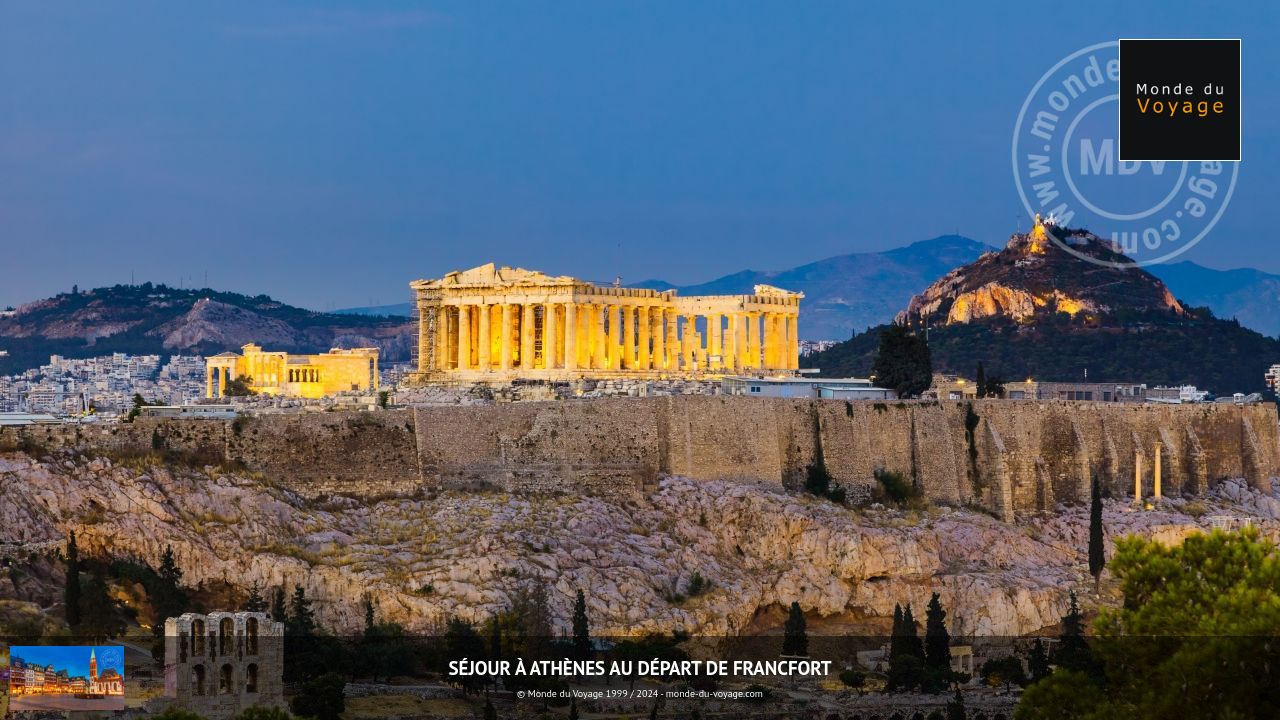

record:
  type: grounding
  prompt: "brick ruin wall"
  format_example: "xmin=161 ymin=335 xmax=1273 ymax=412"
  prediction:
xmin=3 ymin=398 xmax=1277 ymax=520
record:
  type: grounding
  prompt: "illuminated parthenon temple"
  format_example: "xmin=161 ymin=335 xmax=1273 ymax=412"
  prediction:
xmin=407 ymin=263 xmax=802 ymax=383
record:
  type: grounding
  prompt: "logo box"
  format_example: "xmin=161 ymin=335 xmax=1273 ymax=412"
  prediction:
xmin=1119 ymin=39 xmax=1240 ymax=161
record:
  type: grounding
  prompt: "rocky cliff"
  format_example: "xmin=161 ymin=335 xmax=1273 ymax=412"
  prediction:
xmin=3 ymin=451 xmax=1278 ymax=640
xmin=897 ymin=221 xmax=1183 ymax=326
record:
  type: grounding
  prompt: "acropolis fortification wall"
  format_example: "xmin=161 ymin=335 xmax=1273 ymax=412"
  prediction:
xmin=4 ymin=397 xmax=1277 ymax=520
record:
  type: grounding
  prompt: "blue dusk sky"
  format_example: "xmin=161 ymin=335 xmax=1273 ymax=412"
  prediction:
xmin=1 ymin=1 xmax=1277 ymax=310
xmin=9 ymin=645 xmax=124 ymax=678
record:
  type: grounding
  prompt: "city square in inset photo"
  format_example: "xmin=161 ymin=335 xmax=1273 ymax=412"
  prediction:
xmin=8 ymin=646 xmax=125 ymax=711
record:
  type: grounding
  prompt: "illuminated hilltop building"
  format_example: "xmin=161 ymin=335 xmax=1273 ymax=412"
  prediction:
xmin=407 ymin=263 xmax=803 ymax=383
xmin=205 ymin=343 xmax=379 ymax=399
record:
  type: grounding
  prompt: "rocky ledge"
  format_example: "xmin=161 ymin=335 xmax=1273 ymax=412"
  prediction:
xmin=2 ymin=451 xmax=1277 ymax=639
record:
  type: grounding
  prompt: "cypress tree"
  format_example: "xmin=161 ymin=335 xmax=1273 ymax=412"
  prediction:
xmin=271 ymin=586 xmax=287 ymax=621
xmin=1055 ymin=591 xmax=1095 ymax=677
xmin=571 ymin=589 xmax=592 ymax=661
xmin=568 ymin=697 xmax=579 ymax=720
xmin=65 ymin=530 xmax=81 ymax=629
xmin=923 ymin=593 xmax=952 ymax=692
xmin=975 ymin=362 xmax=987 ymax=398
xmin=1089 ymin=477 xmax=1105 ymax=591
xmin=489 ymin=614 xmax=503 ymax=665
xmin=483 ymin=696 xmax=497 ymax=720
xmin=289 ymin=585 xmax=316 ymax=636
xmin=1027 ymin=639 xmax=1051 ymax=683
xmin=946 ymin=687 xmax=966 ymax=720
xmin=889 ymin=603 xmax=904 ymax=659
xmin=243 ymin=581 xmax=267 ymax=612
xmin=782 ymin=601 xmax=808 ymax=657
xmin=902 ymin=603 xmax=924 ymax=660
xmin=363 ymin=595 xmax=376 ymax=635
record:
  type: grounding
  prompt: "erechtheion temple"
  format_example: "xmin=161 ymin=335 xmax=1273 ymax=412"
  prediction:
xmin=206 ymin=343 xmax=380 ymax=399
xmin=407 ymin=263 xmax=802 ymax=383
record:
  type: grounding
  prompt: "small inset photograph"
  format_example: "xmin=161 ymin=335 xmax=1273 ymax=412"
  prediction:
xmin=8 ymin=645 xmax=125 ymax=711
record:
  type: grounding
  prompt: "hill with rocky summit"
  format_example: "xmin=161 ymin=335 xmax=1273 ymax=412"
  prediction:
xmin=807 ymin=222 xmax=1280 ymax=394
xmin=0 ymin=283 xmax=414 ymax=374
xmin=897 ymin=222 xmax=1184 ymax=326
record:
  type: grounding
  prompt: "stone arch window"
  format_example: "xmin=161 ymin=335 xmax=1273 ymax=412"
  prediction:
xmin=219 ymin=617 xmax=234 ymax=656
xmin=219 ymin=663 xmax=234 ymax=694
xmin=246 ymin=617 xmax=259 ymax=655
xmin=192 ymin=619 xmax=206 ymax=656
xmin=191 ymin=665 xmax=206 ymax=696
xmin=245 ymin=663 xmax=258 ymax=693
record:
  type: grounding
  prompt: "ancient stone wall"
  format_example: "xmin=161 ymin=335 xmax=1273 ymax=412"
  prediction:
xmin=3 ymin=398 xmax=1276 ymax=519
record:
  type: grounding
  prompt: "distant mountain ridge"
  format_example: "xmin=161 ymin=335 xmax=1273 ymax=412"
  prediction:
xmin=335 ymin=238 xmax=1280 ymax=340
xmin=631 ymin=235 xmax=996 ymax=340
xmin=0 ymin=283 xmax=414 ymax=375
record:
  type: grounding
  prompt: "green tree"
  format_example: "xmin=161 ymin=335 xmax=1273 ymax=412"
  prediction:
xmin=1018 ymin=529 xmax=1280 ymax=719
xmin=488 ymin=613 xmax=503 ymax=673
xmin=945 ymin=687 xmax=966 ymax=720
xmin=80 ymin=569 xmax=125 ymax=640
xmin=232 ymin=707 xmax=293 ymax=720
xmin=363 ymin=595 xmax=375 ymax=634
xmin=224 ymin=375 xmax=256 ymax=396
xmin=1026 ymin=639 xmax=1051 ymax=683
xmin=151 ymin=707 xmax=209 ymax=720
xmin=444 ymin=618 xmax=487 ymax=695
xmin=781 ymin=601 xmax=807 ymax=657
xmin=65 ymin=530 xmax=81 ymax=629
xmin=571 ymin=589 xmax=592 ymax=662
xmin=923 ymin=592 xmax=952 ymax=692
xmin=888 ymin=602 xmax=926 ymax=692
xmin=975 ymin=361 xmax=986 ymax=398
xmin=980 ymin=655 xmax=1027 ymax=691
xmin=871 ymin=324 xmax=933 ymax=398
xmin=288 ymin=585 xmax=316 ymax=636
xmin=1088 ymin=478 xmax=1105 ymax=590
xmin=290 ymin=672 xmax=345 ymax=720
xmin=271 ymin=585 xmax=287 ymax=621
xmin=1052 ymin=591 xmax=1094 ymax=676
xmin=568 ymin=697 xmax=579 ymax=720
xmin=243 ymin=581 xmax=267 ymax=613
xmin=483 ymin=696 xmax=497 ymax=720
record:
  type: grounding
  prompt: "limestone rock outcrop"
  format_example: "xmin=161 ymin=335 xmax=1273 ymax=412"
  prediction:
xmin=2 ymin=451 xmax=1277 ymax=639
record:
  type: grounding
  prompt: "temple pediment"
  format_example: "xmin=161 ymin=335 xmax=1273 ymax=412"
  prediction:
xmin=754 ymin=284 xmax=805 ymax=299
xmin=418 ymin=263 xmax=579 ymax=289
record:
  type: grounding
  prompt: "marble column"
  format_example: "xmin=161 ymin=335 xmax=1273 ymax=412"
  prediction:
xmin=477 ymin=304 xmax=492 ymax=370
xmin=607 ymin=304 xmax=622 ymax=370
xmin=417 ymin=301 xmax=431 ymax=372
xmin=680 ymin=315 xmax=695 ymax=371
xmin=637 ymin=306 xmax=650 ymax=370
xmin=543 ymin=303 xmax=558 ymax=369
xmin=783 ymin=312 xmax=793 ymax=368
xmin=206 ymin=367 xmax=214 ymax=398
xmin=436 ymin=308 xmax=451 ymax=371
xmin=499 ymin=304 xmax=514 ymax=370
xmin=521 ymin=304 xmax=536 ymax=369
xmin=746 ymin=312 xmax=760 ymax=369
xmin=724 ymin=314 xmax=739 ymax=372
xmin=457 ymin=305 xmax=472 ymax=370
xmin=592 ymin=304 xmax=608 ymax=369
xmin=652 ymin=308 xmax=665 ymax=370
xmin=762 ymin=313 xmax=776 ymax=369
xmin=622 ymin=306 xmax=636 ymax=369
xmin=666 ymin=310 xmax=680 ymax=370
xmin=708 ymin=314 xmax=722 ymax=370
xmin=564 ymin=303 xmax=579 ymax=370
